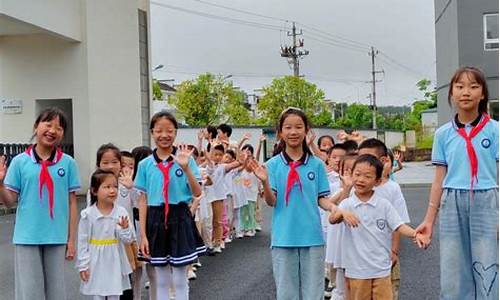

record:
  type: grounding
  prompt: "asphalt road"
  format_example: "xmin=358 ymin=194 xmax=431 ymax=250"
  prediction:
xmin=0 ymin=186 xmax=440 ymax=299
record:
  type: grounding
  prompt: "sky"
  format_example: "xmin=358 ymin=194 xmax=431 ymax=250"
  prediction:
xmin=150 ymin=0 xmax=436 ymax=107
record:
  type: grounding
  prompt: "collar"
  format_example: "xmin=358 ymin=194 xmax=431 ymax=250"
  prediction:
xmin=30 ymin=144 xmax=57 ymax=164
xmin=153 ymin=147 xmax=177 ymax=164
xmin=454 ymin=113 xmax=482 ymax=129
xmin=92 ymin=203 xmax=118 ymax=219
xmin=279 ymin=151 xmax=309 ymax=165
xmin=353 ymin=192 xmax=378 ymax=208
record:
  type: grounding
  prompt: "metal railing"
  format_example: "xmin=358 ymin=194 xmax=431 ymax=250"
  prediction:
xmin=0 ymin=143 xmax=74 ymax=166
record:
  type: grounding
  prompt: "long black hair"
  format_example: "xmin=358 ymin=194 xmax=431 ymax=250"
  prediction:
xmin=273 ymin=107 xmax=312 ymax=156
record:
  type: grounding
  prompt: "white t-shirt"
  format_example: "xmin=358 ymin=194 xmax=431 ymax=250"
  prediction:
xmin=232 ymin=171 xmax=248 ymax=209
xmin=241 ymin=170 xmax=259 ymax=202
xmin=374 ymin=180 xmax=410 ymax=223
xmin=339 ymin=193 xmax=403 ymax=279
xmin=206 ymin=164 xmax=227 ymax=202
xmin=224 ymin=169 xmax=236 ymax=197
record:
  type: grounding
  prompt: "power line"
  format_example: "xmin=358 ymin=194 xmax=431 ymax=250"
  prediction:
xmin=378 ymin=52 xmax=427 ymax=78
xmin=304 ymin=34 xmax=368 ymax=53
xmin=193 ymin=0 xmax=289 ymax=23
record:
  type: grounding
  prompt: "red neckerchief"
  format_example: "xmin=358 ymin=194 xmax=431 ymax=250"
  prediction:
xmin=285 ymin=161 xmax=302 ymax=206
xmin=26 ymin=145 xmax=63 ymax=219
xmin=154 ymin=149 xmax=176 ymax=226
xmin=455 ymin=113 xmax=490 ymax=191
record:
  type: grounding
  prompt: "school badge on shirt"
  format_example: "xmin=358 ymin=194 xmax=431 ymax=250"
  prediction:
xmin=481 ymin=138 xmax=491 ymax=149
xmin=57 ymin=167 xmax=66 ymax=177
xmin=175 ymin=168 xmax=184 ymax=177
xmin=307 ymin=172 xmax=315 ymax=181
xmin=376 ymin=219 xmax=387 ymax=231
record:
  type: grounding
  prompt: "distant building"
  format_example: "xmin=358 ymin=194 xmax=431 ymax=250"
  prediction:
xmin=421 ymin=108 xmax=438 ymax=135
xmin=434 ymin=0 xmax=498 ymax=125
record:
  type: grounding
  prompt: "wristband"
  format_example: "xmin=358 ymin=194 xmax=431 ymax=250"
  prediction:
xmin=428 ymin=202 xmax=440 ymax=211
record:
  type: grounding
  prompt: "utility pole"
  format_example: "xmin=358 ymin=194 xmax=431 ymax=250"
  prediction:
xmin=280 ymin=22 xmax=309 ymax=77
xmin=368 ymin=46 xmax=383 ymax=129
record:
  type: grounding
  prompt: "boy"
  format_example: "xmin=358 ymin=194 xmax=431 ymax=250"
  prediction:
xmin=121 ymin=151 xmax=135 ymax=171
xmin=330 ymin=155 xmax=425 ymax=300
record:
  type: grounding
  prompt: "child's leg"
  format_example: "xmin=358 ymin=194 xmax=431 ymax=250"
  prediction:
xmin=145 ymin=263 xmax=157 ymax=300
xmin=255 ymin=195 xmax=263 ymax=227
xmin=372 ymin=276 xmax=393 ymax=300
xmin=221 ymin=203 xmax=229 ymax=239
xmin=391 ymin=260 xmax=400 ymax=300
xmin=15 ymin=245 xmax=45 ymax=300
xmin=156 ymin=266 xmax=173 ymax=300
xmin=470 ymin=189 xmax=499 ymax=299
xmin=211 ymin=200 xmax=224 ymax=247
xmin=43 ymin=245 xmax=67 ymax=300
xmin=346 ymin=278 xmax=371 ymax=300
xmin=248 ymin=201 xmax=257 ymax=231
xmin=240 ymin=204 xmax=250 ymax=232
xmin=333 ymin=268 xmax=345 ymax=296
xmin=271 ymin=247 xmax=300 ymax=300
xmin=171 ymin=266 xmax=189 ymax=300
xmin=298 ymin=246 xmax=324 ymax=300
xmin=132 ymin=267 xmax=143 ymax=300
xmin=232 ymin=207 xmax=241 ymax=235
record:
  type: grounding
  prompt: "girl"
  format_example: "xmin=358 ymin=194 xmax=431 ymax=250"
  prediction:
xmin=248 ymin=107 xmax=336 ymax=300
xmin=240 ymin=144 xmax=260 ymax=237
xmin=77 ymin=169 xmax=134 ymax=299
xmin=416 ymin=67 xmax=498 ymax=300
xmin=135 ymin=111 xmax=205 ymax=300
xmin=0 ymin=108 xmax=80 ymax=300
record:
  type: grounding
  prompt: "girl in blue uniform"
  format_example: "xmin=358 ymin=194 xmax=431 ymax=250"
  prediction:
xmin=249 ymin=107 xmax=337 ymax=300
xmin=417 ymin=67 xmax=498 ymax=300
xmin=134 ymin=111 xmax=204 ymax=300
xmin=0 ymin=107 xmax=81 ymax=300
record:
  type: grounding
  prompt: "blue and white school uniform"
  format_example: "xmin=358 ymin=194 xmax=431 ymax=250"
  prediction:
xmin=134 ymin=148 xmax=206 ymax=267
xmin=4 ymin=145 xmax=81 ymax=300
xmin=266 ymin=151 xmax=330 ymax=300
xmin=432 ymin=114 xmax=498 ymax=300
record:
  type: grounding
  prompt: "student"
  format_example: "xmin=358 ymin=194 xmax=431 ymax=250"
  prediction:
xmin=217 ymin=123 xmax=236 ymax=149
xmin=239 ymin=144 xmax=260 ymax=237
xmin=416 ymin=67 xmax=498 ymax=300
xmin=135 ymin=111 xmax=205 ymax=300
xmin=77 ymin=169 xmax=135 ymax=299
xmin=330 ymin=155 xmax=425 ymax=300
xmin=0 ymin=108 xmax=81 ymax=300
xmin=222 ymin=149 xmax=237 ymax=242
xmin=248 ymin=107 xmax=338 ymax=300
xmin=121 ymin=151 xmax=135 ymax=171
xmin=357 ymin=138 xmax=410 ymax=300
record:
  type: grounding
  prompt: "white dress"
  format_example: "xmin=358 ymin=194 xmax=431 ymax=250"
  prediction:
xmin=76 ymin=204 xmax=134 ymax=296
xmin=325 ymin=171 xmax=342 ymax=265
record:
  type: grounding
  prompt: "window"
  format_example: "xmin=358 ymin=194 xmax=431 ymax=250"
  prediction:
xmin=488 ymin=100 xmax=499 ymax=121
xmin=484 ymin=13 xmax=499 ymax=51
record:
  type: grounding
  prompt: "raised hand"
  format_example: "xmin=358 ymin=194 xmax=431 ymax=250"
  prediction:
xmin=237 ymin=151 xmax=248 ymax=165
xmin=80 ymin=270 xmax=90 ymax=282
xmin=117 ymin=216 xmax=129 ymax=229
xmin=197 ymin=129 xmax=205 ymax=141
xmin=241 ymin=133 xmax=251 ymax=142
xmin=259 ymin=135 xmax=266 ymax=143
xmin=349 ymin=131 xmax=365 ymax=144
xmin=336 ymin=130 xmax=348 ymax=143
xmin=0 ymin=155 xmax=7 ymax=183
xmin=248 ymin=159 xmax=268 ymax=182
xmin=119 ymin=167 xmax=134 ymax=189
xmin=340 ymin=174 xmax=354 ymax=192
xmin=174 ymin=144 xmax=194 ymax=170
xmin=306 ymin=130 xmax=317 ymax=146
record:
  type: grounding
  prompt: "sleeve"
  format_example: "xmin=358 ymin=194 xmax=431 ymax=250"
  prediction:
xmin=4 ymin=156 xmax=22 ymax=194
xmin=116 ymin=222 xmax=135 ymax=244
xmin=134 ymin=160 xmax=147 ymax=194
xmin=317 ymin=161 xmax=331 ymax=199
xmin=385 ymin=200 xmax=404 ymax=232
xmin=392 ymin=183 xmax=411 ymax=223
xmin=76 ymin=210 xmax=91 ymax=271
xmin=67 ymin=158 xmax=81 ymax=193
xmin=492 ymin=122 xmax=499 ymax=161
xmin=265 ymin=160 xmax=277 ymax=194
xmin=431 ymin=129 xmax=447 ymax=166
xmin=86 ymin=189 xmax=92 ymax=208
xmin=189 ymin=157 xmax=202 ymax=182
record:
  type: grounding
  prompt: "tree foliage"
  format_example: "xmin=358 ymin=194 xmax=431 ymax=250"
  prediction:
xmin=169 ymin=73 xmax=250 ymax=126
xmin=152 ymin=80 xmax=163 ymax=100
xmin=256 ymin=76 xmax=332 ymax=126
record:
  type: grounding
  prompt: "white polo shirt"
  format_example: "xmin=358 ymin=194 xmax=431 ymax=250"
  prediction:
xmin=339 ymin=193 xmax=403 ymax=279
xmin=374 ymin=180 xmax=410 ymax=223
xmin=206 ymin=164 xmax=227 ymax=202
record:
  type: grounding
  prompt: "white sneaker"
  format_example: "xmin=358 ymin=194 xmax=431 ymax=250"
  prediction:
xmin=224 ymin=237 xmax=232 ymax=243
xmin=236 ymin=232 xmax=244 ymax=239
xmin=144 ymin=281 xmax=150 ymax=289
xmin=188 ymin=270 xmax=197 ymax=280
xmin=245 ymin=230 xmax=256 ymax=237
xmin=214 ymin=246 xmax=222 ymax=253
xmin=194 ymin=261 xmax=202 ymax=268
xmin=220 ymin=241 xmax=225 ymax=249
xmin=255 ymin=224 xmax=262 ymax=231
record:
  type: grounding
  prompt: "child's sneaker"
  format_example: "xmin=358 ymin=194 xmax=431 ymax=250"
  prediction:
xmin=194 ymin=261 xmax=202 ymax=268
xmin=214 ymin=246 xmax=222 ymax=253
xmin=220 ymin=241 xmax=225 ymax=249
xmin=224 ymin=237 xmax=232 ymax=243
xmin=236 ymin=232 xmax=244 ymax=239
xmin=245 ymin=230 xmax=256 ymax=237
xmin=255 ymin=224 xmax=262 ymax=232
xmin=144 ymin=281 xmax=150 ymax=289
xmin=188 ymin=269 xmax=197 ymax=280
xmin=207 ymin=247 xmax=216 ymax=256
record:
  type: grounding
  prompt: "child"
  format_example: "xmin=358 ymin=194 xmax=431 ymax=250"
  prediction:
xmin=358 ymin=138 xmax=410 ymax=300
xmin=330 ymin=154 xmax=425 ymax=300
xmin=0 ymin=108 xmax=81 ymax=300
xmin=416 ymin=67 xmax=498 ymax=299
xmin=240 ymin=144 xmax=260 ymax=237
xmin=121 ymin=151 xmax=135 ymax=171
xmin=77 ymin=169 xmax=134 ymax=299
xmin=222 ymin=149 xmax=237 ymax=242
xmin=135 ymin=111 xmax=205 ymax=300
xmin=248 ymin=107 xmax=336 ymax=300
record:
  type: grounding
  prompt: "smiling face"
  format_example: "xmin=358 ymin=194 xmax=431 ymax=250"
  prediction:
xmin=151 ymin=117 xmax=177 ymax=150
xmin=319 ymin=137 xmax=334 ymax=153
xmin=94 ymin=175 xmax=118 ymax=206
xmin=121 ymin=156 xmax=135 ymax=171
xmin=34 ymin=116 xmax=64 ymax=149
xmin=328 ymin=148 xmax=346 ymax=172
xmin=279 ymin=114 xmax=308 ymax=149
xmin=450 ymin=72 xmax=485 ymax=114
xmin=99 ymin=150 xmax=121 ymax=177
xmin=352 ymin=162 xmax=380 ymax=196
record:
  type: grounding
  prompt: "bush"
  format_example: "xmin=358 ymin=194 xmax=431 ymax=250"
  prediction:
xmin=416 ymin=135 xmax=433 ymax=149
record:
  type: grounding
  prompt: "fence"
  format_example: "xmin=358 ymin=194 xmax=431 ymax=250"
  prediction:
xmin=0 ymin=144 xmax=74 ymax=166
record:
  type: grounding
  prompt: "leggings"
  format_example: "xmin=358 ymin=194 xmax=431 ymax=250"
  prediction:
xmin=133 ymin=263 xmax=157 ymax=300
xmin=156 ymin=265 xmax=188 ymax=300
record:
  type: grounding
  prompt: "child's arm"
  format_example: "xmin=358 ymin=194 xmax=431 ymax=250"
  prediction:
xmin=396 ymin=223 xmax=416 ymax=239
xmin=307 ymin=130 xmax=328 ymax=162
xmin=76 ymin=210 xmax=91 ymax=282
xmin=117 ymin=215 xmax=134 ymax=244
xmin=66 ymin=192 xmax=78 ymax=261
xmin=0 ymin=156 xmax=19 ymax=207
xmin=175 ymin=144 xmax=202 ymax=198
xmin=328 ymin=207 xmax=360 ymax=227
xmin=248 ymin=159 xmax=276 ymax=207
xmin=223 ymin=152 xmax=245 ymax=173
xmin=237 ymin=133 xmax=251 ymax=150
xmin=138 ymin=193 xmax=149 ymax=257
xmin=416 ymin=165 xmax=447 ymax=248
xmin=255 ymin=135 xmax=266 ymax=161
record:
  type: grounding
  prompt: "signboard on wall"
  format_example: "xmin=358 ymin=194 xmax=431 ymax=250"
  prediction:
xmin=1 ymin=100 xmax=23 ymax=114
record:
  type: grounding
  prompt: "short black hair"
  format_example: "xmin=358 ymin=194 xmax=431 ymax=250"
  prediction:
xmin=206 ymin=125 xmax=218 ymax=139
xmin=358 ymin=138 xmax=388 ymax=158
xmin=120 ymin=151 xmax=133 ymax=159
xmin=217 ymin=124 xmax=232 ymax=137
xmin=317 ymin=135 xmax=335 ymax=148
xmin=225 ymin=149 xmax=236 ymax=160
xmin=213 ymin=144 xmax=225 ymax=153
xmin=241 ymin=144 xmax=254 ymax=155
xmin=187 ymin=145 xmax=199 ymax=158
xmin=353 ymin=154 xmax=383 ymax=179
xmin=343 ymin=140 xmax=359 ymax=155
xmin=96 ymin=143 xmax=121 ymax=167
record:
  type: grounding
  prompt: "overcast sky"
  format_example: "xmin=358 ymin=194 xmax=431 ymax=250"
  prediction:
xmin=150 ymin=0 xmax=436 ymax=107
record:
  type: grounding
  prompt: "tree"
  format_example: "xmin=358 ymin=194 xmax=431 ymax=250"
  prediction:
xmin=152 ymin=80 xmax=163 ymax=100
xmin=169 ymin=73 xmax=250 ymax=126
xmin=333 ymin=103 xmax=372 ymax=129
xmin=256 ymin=76 xmax=332 ymax=126
xmin=416 ymin=78 xmax=437 ymax=108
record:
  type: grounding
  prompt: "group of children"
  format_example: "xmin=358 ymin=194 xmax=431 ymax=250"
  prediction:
xmin=0 ymin=66 xmax=497 ymax=300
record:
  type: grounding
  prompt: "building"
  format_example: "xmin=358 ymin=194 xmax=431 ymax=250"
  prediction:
xmin=421 ymin=107 xmax=438 ymax=135
xmin=0 ymin=0 xmax=152 ymax=191
xmin=434 ymin=0 xmax=498 ymax=125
